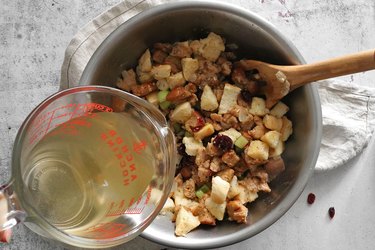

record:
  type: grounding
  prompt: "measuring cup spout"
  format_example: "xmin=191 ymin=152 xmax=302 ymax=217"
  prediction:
xmin=0 ymin=181 xmax=27 ymax=243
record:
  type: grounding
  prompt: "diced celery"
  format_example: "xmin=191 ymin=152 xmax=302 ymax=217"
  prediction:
xmin=196 ymin=190 xmax=205 ymax=199
xmin=159 ymin=101 xmax=171 ymax=110
xmin=195 ymin=184 xmax=210 ymax=199
xmin=234 ymin=135 xmax=249 ymax=149
xmin=157 ymin=90 xmax=170 ymax=103
xmin=199 ymin=184 xmax=210 ymax=193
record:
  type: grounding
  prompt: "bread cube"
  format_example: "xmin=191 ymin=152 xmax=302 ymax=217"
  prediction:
xmin=181 ymin=58 xmax=199 ymax=82
xmin=137 ymin=49 xmax=152 ymax=72
xmin=218 ymin=83 xmax=241 ymax=114
xmin=248 ymin=124 xmax=267 ymax=139
xmin=182 ymin=136 xmax=204 ymax=156
xmin=205 ymin=197 xmax=226 ymax=221
xmin=145 ymin=92 xmax=159 ymax=106
xmin=201 ymin=85 xmax=219 ymax=111
xmin=137 ymin=71 xmax=153 ymax=83
xmin=211 ymin=176 xmax=230 ymax=204
xmin=199 ymin=32 xmax=225 ymax=62
xmin=249 ymin=97 xmax=269 ymax=116
xmin=116 ymin=69 xmax=137 ymax=91
xmin=280 ymin=116 xmax=293 ymax=141
xmin=194 ymin=123 xmax=215 ymax=141
xmin=156 ymin=79 xmax=169 ymax=91
xmin=175 ymin=206 xmax=201 ymax=236
xmin=261 ymin=130 xmax=281 ymax=149
xmin=227 ymin=176 xmax=240 ymax=199
xmin=270 ymin=101 xmax=289 ymax=118
xmin=167 ymin=72 xmax=186 ymax=89
xmin=235 ymin=184 xmax=258 ymax=204
xmin=246 ymin=140 xmax=269 ymax=160
xmin=170 ymin=102 xmax=193 ymax=123
xmin=151 ymin=64 xmax=171 ymax=80
xmin=219 ymin=128 xmax=242 ymax=142
xmin=263 ymin=114 xmax=283 ymax=131
xmin=160 ymin=197 xmax=175 ymax=215
xmin=269 ymin=140 xmax=285 ymax=157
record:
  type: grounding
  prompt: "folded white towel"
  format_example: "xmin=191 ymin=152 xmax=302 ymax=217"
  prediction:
xmin=60 ymin=0 xmax=375 ymax=171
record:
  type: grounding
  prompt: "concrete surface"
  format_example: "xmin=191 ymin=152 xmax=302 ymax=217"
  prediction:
xmin=0 ymin=0 xmax=375 ymax=249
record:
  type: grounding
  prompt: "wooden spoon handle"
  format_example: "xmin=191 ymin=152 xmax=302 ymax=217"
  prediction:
xmin=280 ymin=49 xmax=375 ymax=89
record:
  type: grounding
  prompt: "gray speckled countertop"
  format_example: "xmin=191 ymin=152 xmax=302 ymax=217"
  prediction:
xmin=1 ymin=0 xmax=375 ymax=249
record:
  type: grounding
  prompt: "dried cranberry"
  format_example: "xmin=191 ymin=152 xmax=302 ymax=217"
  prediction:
xmin=240 ymin=89 xmax=252 ymax=102
xmin=328 ymin=207 xmax=335 ymax=219
xmin=213 ymin=134 xmax=233 ymax=152
xmin=307 ymin=193 xmax=316 ymax=204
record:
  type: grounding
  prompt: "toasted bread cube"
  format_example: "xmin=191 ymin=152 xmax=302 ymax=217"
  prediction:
xmin=137 ymin=49 xmax=152 ymax=72
xmin=160 ymin=197 xmax=175 ymax=215
xmin=194 ymin=123 xmax=215 ymax=141
xmin=227 ymin=176 xmax=240 ymax=199
xmin=249 ymin=97 xmax=269 ymax=116
xmin=219 ymin=128 xmax=242 ymax=142
xmin=263 ymin=114 xmax=283 ymax=131
xmin=156 ymin=79 xmax=169 ymax=91
xmin=270 ymin=101 xmax=289 ymax=118
xmin=182 ymin=136 xmax=204 ymax=156
xmin=269 ymin=140 xmax=285 ymax=157
xmin=205 ymin=197 xmax=226 ymax=221
xmin=181 ymin=58 xmax=199 ymax=82
xmin=249 ymin=124 xmax=267 ymax=139
xmin=172 ymin=186 xmax=184 ymax=205
xmin=175 ymin=206 xmax=201 ymax=236
xmin=211 ymin=176 xmax=230 ymax=204
xmin=137 ymin=71 xmax=153 ymax=83
xmin=246 ymin=140 xmax=269 ymax=160
xmin=280 ymin=116 xmax=293 ymax=141
xmin=170 ymin=102 xmax=193 ymax=123
xmin=261 ymin=131 xmax=281 ymax=149
xmin=235 ymin=184 xmax=258 ymax=204
xmin=218 ymin=83 xmax=241 ymax=114
xmin=201 ymin=85 xmax=219 ymax=111
xmin=199 ymin=32 xmax=225 ymax=62
xmin=151 ymin=64 xmax=171 ymax=80
xmin=116 ymin=69 xmax=137 ymax=91
xmin=167 ymin=72 xmax=186 ymax=89
xmin=145 ymin=92 xmax=159 ymax=106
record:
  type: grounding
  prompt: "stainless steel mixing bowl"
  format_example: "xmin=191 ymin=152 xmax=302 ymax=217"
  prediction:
xmin=79 ymin=1 xmax=322 ymax=249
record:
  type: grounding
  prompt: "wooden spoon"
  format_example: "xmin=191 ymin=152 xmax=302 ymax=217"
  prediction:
xmin=238 ymin=49 xmax=375 ymax=108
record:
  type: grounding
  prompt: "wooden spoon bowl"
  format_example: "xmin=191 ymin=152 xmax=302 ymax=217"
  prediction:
xmin=239 ymin=50 xmax=375 ymax=108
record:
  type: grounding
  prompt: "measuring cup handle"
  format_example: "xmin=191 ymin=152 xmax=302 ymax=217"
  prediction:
xmin=0 ymin=182 xmax=27 ymax=243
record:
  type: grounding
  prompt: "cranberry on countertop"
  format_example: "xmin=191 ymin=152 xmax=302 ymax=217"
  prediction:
xmin=328 ymin=207 xmax=335 ymax=219
xmin=307 ymin=193 xmax=316 ymax=204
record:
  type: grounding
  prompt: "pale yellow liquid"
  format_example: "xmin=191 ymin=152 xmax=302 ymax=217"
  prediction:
xmin=22 ymin=112 xmax=156 ymax=237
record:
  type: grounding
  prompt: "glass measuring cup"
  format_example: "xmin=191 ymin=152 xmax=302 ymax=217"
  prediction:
xmin=0 ymin=86 xmax=176 ymax=248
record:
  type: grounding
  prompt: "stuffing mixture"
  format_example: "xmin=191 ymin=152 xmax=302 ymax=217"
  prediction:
xmin=115 ymin=32 xmax=293 ymax=236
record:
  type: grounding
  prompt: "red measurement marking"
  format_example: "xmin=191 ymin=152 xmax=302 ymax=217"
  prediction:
xmin=133 ymin=140 xmax=147 ymax=154
xmin=105 ymin=187 xmax=152 ymax=217
xmin=101 ymin=129 xmax=140 ymax=187
xmin=85 ymin=222 xmax=126 ymax=239
xmin=28 ymin=103 xmax=112 ymax=146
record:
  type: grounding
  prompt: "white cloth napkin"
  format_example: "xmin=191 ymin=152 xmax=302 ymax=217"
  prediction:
xmin=59 ymin=0 xmax=375 ymax=172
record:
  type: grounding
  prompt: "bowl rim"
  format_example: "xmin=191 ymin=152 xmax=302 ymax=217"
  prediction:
xmin=79 ymin=1 xmax=322 ymax=248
